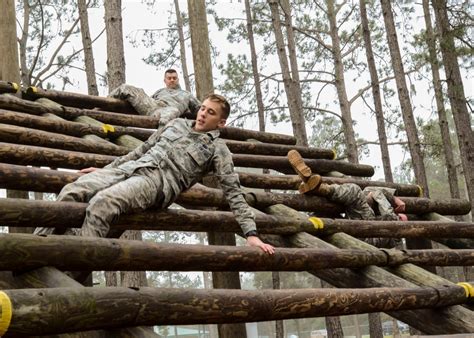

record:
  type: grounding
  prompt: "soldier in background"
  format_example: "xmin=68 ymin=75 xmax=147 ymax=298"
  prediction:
xmin=36 ymin=94 xmax=275 ymax=254
xmin=109 ymin=68 xmax=201 ymax=126
xmin=288 ymin=150 xmax=406 ymax=248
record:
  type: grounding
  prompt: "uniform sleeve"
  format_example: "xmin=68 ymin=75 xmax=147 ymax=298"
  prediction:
xmin=212 ymin=142 xmax=256 ymax=235
xmin=188 ymin=94 xmax=201 ymax=116
xmin=104 ymin=127 xmax=162 ymax=169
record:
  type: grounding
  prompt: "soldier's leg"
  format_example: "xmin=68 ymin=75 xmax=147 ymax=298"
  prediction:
xmin=34 ymin=168 xmax=127 ymax=235
xmin=109 ymin=84 xmax=161 ymax=116
xmin=329 ymin=183 xmax=375 ymax=219
xmin=155 ymin=106 xmax=181 ymax=126
xmin=79 ymin=169 xmax=162 ymax=238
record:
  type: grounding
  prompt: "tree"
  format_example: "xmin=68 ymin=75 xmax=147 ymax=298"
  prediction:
xmin=78 ymin=0 xmax=98 ymax=96
xmin=268 ymin=0 xmax=308 ymax=146
xmin=359 ymin=0 xmax=393 ymax=182
xmin=432 ymin=0 xmax=474 ymax=217
xmin=380 ymin=0 xmax=430 ymax=197
xmin=104 ymin=0 xmax=126 ymax=91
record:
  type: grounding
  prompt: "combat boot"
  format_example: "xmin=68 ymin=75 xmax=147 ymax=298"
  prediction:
xmin=298 ymin=174 xmax=322 ymax=194
xmin=287 ymin=150 xmax=312 ymax=180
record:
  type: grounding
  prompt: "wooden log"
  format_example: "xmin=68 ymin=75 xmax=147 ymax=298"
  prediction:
xmin=422 ymin=212 xmax=474 ymax=249
xmin=264 ymin=204 xmax=474 ymax=334
xmin=0 ymin=163 xmax=471 ymax=216
xmin=1 ymin=285 xmax=470 ymax=336
xmin=220 ymin=126 xmax=296 ymax=145
xmin=0 ymin=108 xmax=152 ymax=141
xmin=0 ymin=123 xmax=129 ymax=156
xmin=0 ymin=94 xmax=160 ymax=129
xmin=23 ymin=86 xmax=136 ymax=113
xmin=1 ymin=233 xmax=473 ymax=272
xmin=237 ymin=172 xmax=421 ymax=197
xmin=1 ymin=197 xmax=473 ymax=240
xmin=0 ymin=81 xmax=19 ymax=94
xmin=232 ymin=154 xmax=375 ymax=177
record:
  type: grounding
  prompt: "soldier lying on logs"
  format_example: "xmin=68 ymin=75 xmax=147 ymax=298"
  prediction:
xmin=35 ymin=94 xmax=274 ymax=254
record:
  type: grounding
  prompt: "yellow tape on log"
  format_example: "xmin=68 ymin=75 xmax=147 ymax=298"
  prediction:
xmin=417 ymin=185 xmax=423 ymax=197
xmin=10 ymin=82 xmax=19 ymax=92
xmin=29 ymin=86 xmax=38 ymax=93
xmin=101 ymin=124 xmax=115 ymax=134
xmin=309 ymin=217 xmax=324 ymax=230
xmin=457 ymin=282 xmax=474 ymax=298
xmin=0 ymin=291 xmax=12 ymax=337
xmin=331 ymin=149 xmax=336 ymax=160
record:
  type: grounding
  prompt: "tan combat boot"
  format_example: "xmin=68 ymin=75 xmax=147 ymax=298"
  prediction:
xmin=287 ymin=150 xmax=312 ymax=180
xmin=298 ymin=174 xmax=322 ymax=194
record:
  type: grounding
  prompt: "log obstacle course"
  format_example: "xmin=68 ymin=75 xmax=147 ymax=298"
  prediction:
xmin=0 ymin=83 xmax=473 ymax=336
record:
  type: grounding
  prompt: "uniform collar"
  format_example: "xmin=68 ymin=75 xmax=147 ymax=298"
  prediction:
xmin=188 ymin=120 xmax=221 ymax=140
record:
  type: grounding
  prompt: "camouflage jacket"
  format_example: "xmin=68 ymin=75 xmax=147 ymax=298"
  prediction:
xmin=105 ymin=118 xmax=256 ymax=234
xmin=151 ymin=86 xmax=201 ymax=117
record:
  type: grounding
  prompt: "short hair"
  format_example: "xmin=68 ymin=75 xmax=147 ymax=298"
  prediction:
xmin=165 ymin=68 xmax=178 ymax=75
xmin=204 ymin=93 xmax=231 ymax=119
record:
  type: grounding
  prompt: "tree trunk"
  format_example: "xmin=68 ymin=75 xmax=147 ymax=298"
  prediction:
xmin=327 ymin=0 xmax=359 ymax=163
xmin=174 ymin=0 xmax=191 ymax=92
xmin=267 ymin=0 xmax=308 ymax=146
xmin=272 ymin=272 xmax=284 ymax=338
xmin=359 ymin=0 xmax=393 ymax=181
xmin=18 ymin=0 xmax=31 ymax=86
xmin=380 ymin=0 xmax=430 ymax=197
xmin=432 ymin=0 xmax=474 ymax=218
xmin=244 ymin=0 xmax=265 ymax=133
xmin=422 ymin=0 xmax=460 ymax=201
xmin=187 ymin=0 xmax=213 ymax=99
xmin=104 ymin=0 xmax=126 ymax=92
xmin=368 ymin=313 xmax=383 ymax=338
xmin=78 ymin=0 xmax=99 ymax=96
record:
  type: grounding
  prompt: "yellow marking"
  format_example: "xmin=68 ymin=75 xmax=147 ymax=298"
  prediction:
xmin=0 ymin=291 xmax=12 ymax=337
xmin=101 ymin=124 xmax=115 ymax=134
xmin=309 ymin=217 xmax=324 ymax=229
xmin=29 ymin=86 xmax=38 ymax=93
xmin=457 ymin=282 xmax=474 ymax=298
xmin=331 ymin=149 xmax=336 ymax=160
xmin=10 ymin=82 xmax=19 ymax=92
xmin=417 ymin=185 xmax=423 ymax=197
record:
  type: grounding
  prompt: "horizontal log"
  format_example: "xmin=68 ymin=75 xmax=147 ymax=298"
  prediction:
xmin=264 ymin=204 xmax=474 ymax=334
xmin=0 ymin=162 xmax=470 ymax=215
xmin=237 ymin=172 xmax=421 ymax=197
xmin=233 ymin=154 xmax=375 ymax=177
xmin=0 ymin=81 xmax=19 ymax=94
xmin=1 ymin=233 xmax=473 ymax=272
xmin=23 ymin=86 xmax=136 ymax=113
xmin=0 ymin=123 xmax=129 ymax=156
xmin=2 ymin=285 xmax=470 ymax=336
xmin=1 ymin=197 xmax=473 ymax=239
xmin=220 ymin=126 xmax=296 ymax=145
xmin=0 ymin=142 xmax=376 ymax=181
xmin=0 ymin=108 xmax=152 ymax=141
xmin=0 ymin=93 xmax=160 ymax=129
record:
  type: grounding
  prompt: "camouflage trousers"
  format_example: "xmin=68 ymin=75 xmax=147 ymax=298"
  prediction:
xmin=327 ymin=183 xmax=401 ymax=249
xmin=35 ymin=167 xmax=165 ymax=238
xmin=109 ymin=84 xmax=180 ymax=126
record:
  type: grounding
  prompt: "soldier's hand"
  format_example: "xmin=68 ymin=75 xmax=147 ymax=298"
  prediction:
xmin=79 ymin=167 xmax=98 ymax=174
xmin=246 ymin=236 xmax=275 ymax=255
xmin=393 ymin=196 xmax=406 ymax=213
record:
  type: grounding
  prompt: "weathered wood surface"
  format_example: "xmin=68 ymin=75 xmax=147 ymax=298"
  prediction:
xmin=0 ymin=108 xmax=152 ymax=141
xmin=0 ymin=81 xmax=18 ymax=94
xmin=0 ymin=93 xmax=160 ymax=128
xmin=423 ymin=212 xmax=474 ymax=249
xmin=264 ymin=204 xmax=474 ymax=334
xmin=1 ymin=233 xmax=473 ymax=271
xmin=232 ymin=154 xmax=375 ymax=177
xmin=0 ymin=123 xmax=129 ymax=156
xmin=2 ymin=285 xmax=470 ymax=336
xmin=1 ymin=198 xmax=473 ymax=239
xmin=0 ymin=143 xmax=380 ymax=181
xmin=237 ymin=172 xmax=421 ymax=196
xmin=0 ymin=163 xmax=471 ymax=215
xmin=224 ymin=139 xmax=332 ymax=158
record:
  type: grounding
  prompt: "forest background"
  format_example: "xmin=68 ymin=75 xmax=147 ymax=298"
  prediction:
xmin=0 ymin=0 xmax=472 ymax=337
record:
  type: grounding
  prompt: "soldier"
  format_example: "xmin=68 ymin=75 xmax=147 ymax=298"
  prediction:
xmin=36 ymin=94 xmax=275 ymax=254
xmin=288 ymin=150 xmax=406 ymax=248
xmin=109 ymin=69 xmax=201 ymax=126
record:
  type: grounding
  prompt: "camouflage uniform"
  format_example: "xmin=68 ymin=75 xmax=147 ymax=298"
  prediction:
xmin=35 ymin=118 xmax=255 ymax=238
xmin=109 ymin=84 xmax=201 ymax=126
xmin=326 ymin=183 xmax=401 ymax=248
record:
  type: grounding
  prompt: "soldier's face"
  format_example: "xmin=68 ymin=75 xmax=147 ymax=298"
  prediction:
xmin=194 ymin=99 xmax=227 ymax=132
xmin=164 ymin=72 xmax=179 ymax=89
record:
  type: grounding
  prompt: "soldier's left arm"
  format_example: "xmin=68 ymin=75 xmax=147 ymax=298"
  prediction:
xmin=188 ymin=93 xmax=202 ymax=116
